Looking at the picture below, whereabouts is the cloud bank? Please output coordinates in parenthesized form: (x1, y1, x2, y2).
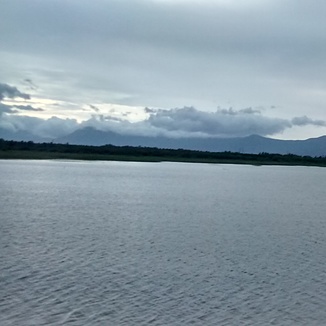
(1, 83, 325, 140)
(146, 107, 291, 137)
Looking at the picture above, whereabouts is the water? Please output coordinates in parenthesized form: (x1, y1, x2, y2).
(1, 160, 326, 325)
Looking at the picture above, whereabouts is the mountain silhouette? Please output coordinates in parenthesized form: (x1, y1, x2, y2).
(54, 127, 326, 157)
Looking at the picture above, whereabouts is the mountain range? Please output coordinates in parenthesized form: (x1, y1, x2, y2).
(57, 127, 326, 157)
(1, 126, 325, 157)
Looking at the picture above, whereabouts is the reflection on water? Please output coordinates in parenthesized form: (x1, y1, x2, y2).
(1, 160, 326, 325)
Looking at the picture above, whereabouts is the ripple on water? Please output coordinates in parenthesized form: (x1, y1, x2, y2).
(1, 161, 326, 325)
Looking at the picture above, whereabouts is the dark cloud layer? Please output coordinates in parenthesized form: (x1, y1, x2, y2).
(0, 84, 43, 115)
(0, 83, 30, 101)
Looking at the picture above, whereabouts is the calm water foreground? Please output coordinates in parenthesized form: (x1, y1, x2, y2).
(1, 160, 326, 325)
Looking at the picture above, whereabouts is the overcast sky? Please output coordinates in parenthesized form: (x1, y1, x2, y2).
(1, 0, 326, 140)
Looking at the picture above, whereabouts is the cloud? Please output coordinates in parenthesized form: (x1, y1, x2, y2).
(239, 108, 261, 115)
(79, 106, 318, 139)
(0, 103, 19, 115)
(0, 103, 43, 115)
(23, 79, 38, 90)
(146, 107, 291, 137)
(0, 83, 30, 101)
(13, 105, 43, 112)
(0, 83, 43, 115)
(292, 116, 326, 127)
(144, 107, 156, 113)
(33, 116, 79, 138)
(89, 104, 100, 112)
(0, 82, 324, 140)
(217, 107, 262, 116)
(1, 104, 325, 140)
(0, 114, 79, 139)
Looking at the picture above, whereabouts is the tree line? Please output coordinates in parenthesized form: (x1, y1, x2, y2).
(0, 138, 325, 166)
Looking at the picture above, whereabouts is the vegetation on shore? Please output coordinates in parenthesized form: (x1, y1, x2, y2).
(0, 138, 325, 166)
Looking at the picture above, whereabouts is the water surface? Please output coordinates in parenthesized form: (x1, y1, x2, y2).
(1, 160, 326, 325)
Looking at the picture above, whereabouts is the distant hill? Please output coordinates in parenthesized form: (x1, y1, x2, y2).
(1, 126, 325, 156)
(54, 127, 326, 157)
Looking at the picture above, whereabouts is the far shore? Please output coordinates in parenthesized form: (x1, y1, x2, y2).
(1, 139, 326, 167)
(1, 150, 326, 167)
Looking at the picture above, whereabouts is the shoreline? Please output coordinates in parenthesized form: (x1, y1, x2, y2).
(1, 151, 325, 167)
(1, 139, 325, 167)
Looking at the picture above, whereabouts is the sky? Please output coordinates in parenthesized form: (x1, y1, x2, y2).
(0, 0, 326, 140)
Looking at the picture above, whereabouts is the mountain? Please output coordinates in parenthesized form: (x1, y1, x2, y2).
(54, 127, 326, 157)
(1, 125, 325, 156)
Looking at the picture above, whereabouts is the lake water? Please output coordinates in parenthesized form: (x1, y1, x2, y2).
(1, 160, 326, 325)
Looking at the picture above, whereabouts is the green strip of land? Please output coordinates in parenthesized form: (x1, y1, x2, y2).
(1, 138, 325, 167)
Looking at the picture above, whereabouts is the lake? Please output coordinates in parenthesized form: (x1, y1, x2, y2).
(1, 160, 326, 325)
